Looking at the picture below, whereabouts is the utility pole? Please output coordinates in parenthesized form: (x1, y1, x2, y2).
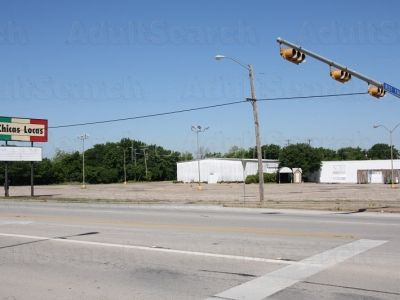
(123, 148, 127, 184)
(215, 55, 264, 204)
(130, 141, 134, 162)
(129, 142, 138, 181)
(78, 134, 89, 189)
(248, 64, 265, 205)
(141, 148, 148, 180)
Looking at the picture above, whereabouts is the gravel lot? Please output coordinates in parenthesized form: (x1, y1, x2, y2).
(2, 182, 400, 212)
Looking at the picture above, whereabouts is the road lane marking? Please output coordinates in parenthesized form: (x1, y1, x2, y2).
(0, 221, 33, 225)
(207, 239, 387, 300)
(0, 232, 296, 265)
(0, 214, 354, 239)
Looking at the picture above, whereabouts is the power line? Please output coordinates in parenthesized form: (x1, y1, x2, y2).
(49, 100, 246, 129)
(49, 92, 367, 129)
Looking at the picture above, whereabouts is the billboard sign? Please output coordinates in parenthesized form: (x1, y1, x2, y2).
(0, 146, 43, 161)
(0, 117, 48, 142)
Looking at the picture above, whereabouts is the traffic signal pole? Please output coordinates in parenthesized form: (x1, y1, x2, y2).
(276, 38, 383, 88)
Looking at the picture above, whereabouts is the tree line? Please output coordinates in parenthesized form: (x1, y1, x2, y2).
(0, 138, 193, 186)
(0, 139, 397, 185)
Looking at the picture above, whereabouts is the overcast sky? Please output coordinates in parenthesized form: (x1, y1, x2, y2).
(2, 0, 400, 157)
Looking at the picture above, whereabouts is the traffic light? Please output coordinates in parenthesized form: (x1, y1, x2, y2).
(330, 69, 351, 83)
(280, 48, 306, 64)
(368, 85, 385, 98)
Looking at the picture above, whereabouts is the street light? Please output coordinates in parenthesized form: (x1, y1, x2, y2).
(373, 123, 400, 188)
(191, 125, 209, 189)
(78, 133, 89, 189)
(215, 54, 265, 204)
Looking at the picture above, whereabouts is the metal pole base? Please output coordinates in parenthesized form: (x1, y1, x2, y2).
(81, 184, 87, 189)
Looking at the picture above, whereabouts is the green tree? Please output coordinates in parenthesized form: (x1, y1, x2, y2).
(0, 161, 30, 185)
(52, 150, 82, 183)
(261, 144, 281, 159)
(224, 146, 251, 158)
(204, 152, 222, 158)
(35, 158, 58, 184)
(315, 147, 338, 161)
(367, 143, 399, 160)
(279, 143, 321, 180)
(337, 147, 366, 160)
(179, 152, 193, 161)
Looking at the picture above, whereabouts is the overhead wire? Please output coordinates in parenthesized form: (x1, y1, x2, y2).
(49, 92, 368, 129)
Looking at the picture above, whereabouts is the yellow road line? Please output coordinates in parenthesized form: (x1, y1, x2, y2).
(0, 213, 354, 239)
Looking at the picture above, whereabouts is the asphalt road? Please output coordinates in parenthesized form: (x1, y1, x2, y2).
(0, 202, 399, 299)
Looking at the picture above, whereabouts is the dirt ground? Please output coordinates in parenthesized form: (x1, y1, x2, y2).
(2, 182, 400, 212)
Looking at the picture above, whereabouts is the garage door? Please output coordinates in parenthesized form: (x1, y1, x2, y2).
(369, 171, 384, 184)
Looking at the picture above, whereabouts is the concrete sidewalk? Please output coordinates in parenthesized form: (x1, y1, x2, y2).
(2, 182, 400, 212)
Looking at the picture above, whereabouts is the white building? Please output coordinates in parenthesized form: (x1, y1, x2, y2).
(177, 158, 279, 183)
(313, 159, 400, 184)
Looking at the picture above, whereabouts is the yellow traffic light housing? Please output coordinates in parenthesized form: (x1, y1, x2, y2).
(280, 47, 306, 64)
(368, 85, 385, 98)
(330, 69, 351, 83)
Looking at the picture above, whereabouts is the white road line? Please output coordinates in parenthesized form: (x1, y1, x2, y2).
(0, 232, 295, 265)
(0, 221, 33, 225)
(207, 239, 387, 300)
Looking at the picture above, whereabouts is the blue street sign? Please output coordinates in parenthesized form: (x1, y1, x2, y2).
(383, 82, 400, 98)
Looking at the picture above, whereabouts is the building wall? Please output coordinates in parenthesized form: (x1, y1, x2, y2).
(318, 160, 400, 183)
(177, 159, 279, 183)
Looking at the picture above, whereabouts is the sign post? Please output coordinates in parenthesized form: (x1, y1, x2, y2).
(4, 141, 9, 197)
(31, 142, 34, 197)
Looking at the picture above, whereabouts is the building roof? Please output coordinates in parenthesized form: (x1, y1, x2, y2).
(279, 167, 292, 173)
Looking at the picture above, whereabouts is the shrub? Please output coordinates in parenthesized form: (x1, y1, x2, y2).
(245, 174, 258, 184)
(245, 173, 277, 184)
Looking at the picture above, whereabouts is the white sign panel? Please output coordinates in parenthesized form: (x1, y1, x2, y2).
(0, 147, 42, 161)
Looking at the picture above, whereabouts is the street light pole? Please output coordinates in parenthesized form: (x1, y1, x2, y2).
(123, 148, 127, 184)
(196, 130, 200, 184)
(215, 55, 264, 204)
(191, 125, 209, 189)
(373, 123, 400, 188)
(78, 134, 89, 189)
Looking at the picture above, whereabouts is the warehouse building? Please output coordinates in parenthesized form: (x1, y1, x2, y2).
(177, 158, 279, 183)
(313, 159, 400, 184)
